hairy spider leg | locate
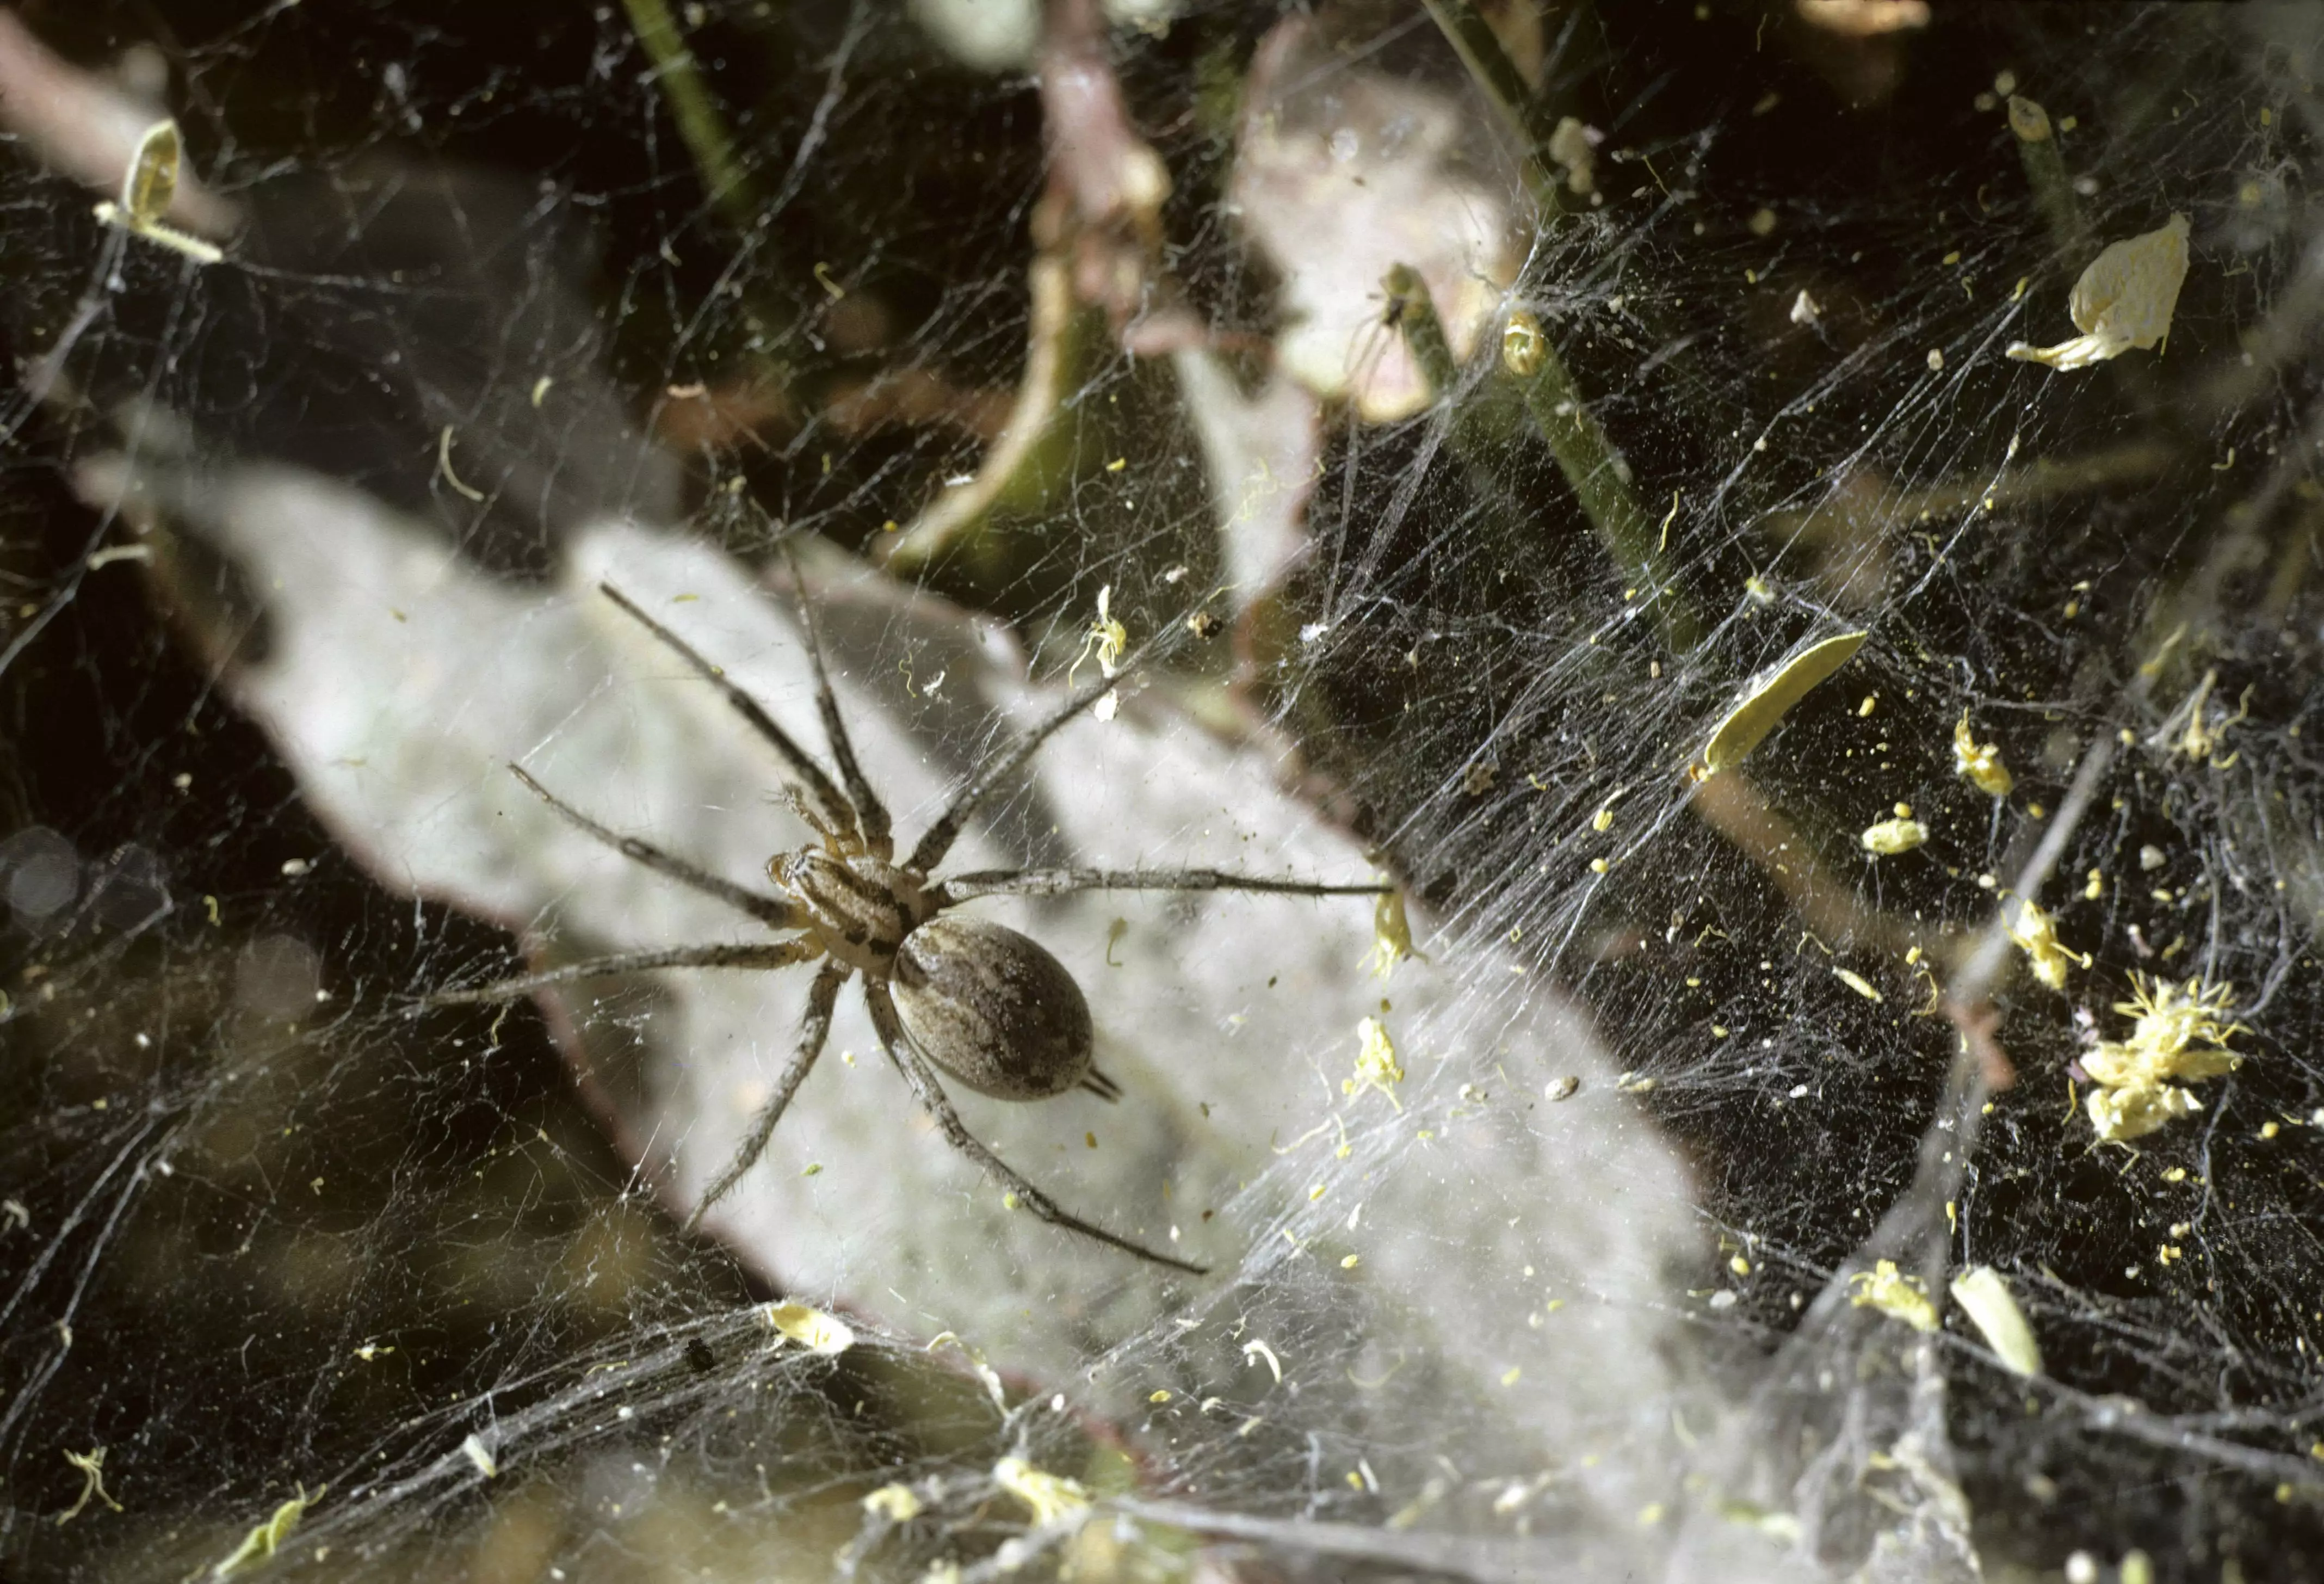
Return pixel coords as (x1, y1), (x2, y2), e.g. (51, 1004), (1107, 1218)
(779, 544), (892, 857)
(598, 581), (860, 840)
(932, 867), (1391, 905)
(900, 619), (1166, 874)
(428, 939), (822, 1006)
(685, 958), (849, 1231)
(863, 982), (1206, 1274)
(509, 765), (798, 929)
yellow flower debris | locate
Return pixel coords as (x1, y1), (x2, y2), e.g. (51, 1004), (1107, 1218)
(2081, 975), (2247, 1143)
(459, 1433), (497, 1479)
(1696, 631), (1868, 779)
(1344, 1016), (1406, 1111)
(1861, 816), (1928, 854)
(763, 1301), (856, 1356)
(2007, 213), (2190, 371)
(55, 1447), (121, 1524)
(212, 1486), (323, 1578)
(94, 119), (225, 264)
(863, 1484), (924, 1522)
(2008, 898), (2088, 991)
(1849, 1260), (1939, 1333)
(1365, 889), (1417, 977)
(1954, 712), (2013, 796)
(1834, 967), (1884, 1002)
(1067, 585), (1128, 722)
(1948, 1266), (2043, 1378)
(994, 1456), (1091, 1527)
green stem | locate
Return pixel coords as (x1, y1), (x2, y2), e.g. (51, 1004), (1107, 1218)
(1418, 0), (1567, 219)
(1383, 264), (1461, 399)
(2008, 96), (2090, 272)
(1386, 266), (1702, 654)
(621, 0), (759, 230)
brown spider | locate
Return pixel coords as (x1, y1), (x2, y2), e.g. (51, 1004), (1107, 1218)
(432, 576), (1386, 1273)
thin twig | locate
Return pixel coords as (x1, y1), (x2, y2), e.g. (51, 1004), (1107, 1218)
(880, 255), (1080, 572)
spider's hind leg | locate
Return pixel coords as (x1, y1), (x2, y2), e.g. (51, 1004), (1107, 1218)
(864, 984), (1204, 1275)
(1080, 1067), (1122, 1102)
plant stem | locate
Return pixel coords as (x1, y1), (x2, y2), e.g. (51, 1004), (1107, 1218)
(1418, 0), (1567, 219)
(2008, 96), (2090, 272)
(621, 0), (759, 229)
(1386, 265), (1703, 654)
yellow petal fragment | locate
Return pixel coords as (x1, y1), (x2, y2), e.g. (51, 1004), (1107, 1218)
(459, 1433), (497, 1479)
(1365, 889), (1417, 978)
(2080, 975), (2246, 1142)
(994, 1456), (1091, 1527)
(2087, 1082), (2202, 1143)
(2007, 898), (2087, 990)
(212, 1486), (323, 1578)
(1849, 1260), (1939, 1333)
(1343, 1016), (1406, 1111)
(1948, 1266), (2043, 1377)
(863, 1484), (924, 1522)
(1954, 713), (2013, 796)
(1834, 967), (1884, 1002)
(1860, 817), (1928, 855)
(763, 1301), (856, 1356)
(2007, 213), (2190, 370)
(1698, 631), (1869, 778)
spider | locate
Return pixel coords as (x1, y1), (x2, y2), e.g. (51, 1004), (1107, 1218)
(432, 574), (1388, 1273)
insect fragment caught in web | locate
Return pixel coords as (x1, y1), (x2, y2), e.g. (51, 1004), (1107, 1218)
(426, 567), (1387, 1273)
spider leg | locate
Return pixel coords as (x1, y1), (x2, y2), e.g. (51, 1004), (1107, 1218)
(931, 867), (1390, 905)
(425, 939), (821, 1007)
(779, 543), (892, 856)
(684, 958), (849, 1231)
(508, 766), (797, 929)
(598, 581), (856, 835)
(901, 627), (1159, 873)
(864, 984), (1206, 1275)
(1081, 1067), (1121, 1102)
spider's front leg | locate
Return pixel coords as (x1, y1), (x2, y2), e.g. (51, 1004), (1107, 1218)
(424, 939), (822, 1007)
(685, 958), (850, 1231)
(863, 983), (1206, 1275)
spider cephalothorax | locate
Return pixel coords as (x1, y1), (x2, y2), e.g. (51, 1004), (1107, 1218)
(435, 570), (1386, 1272)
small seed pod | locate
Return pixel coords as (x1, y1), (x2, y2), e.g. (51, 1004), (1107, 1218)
(1501, 309), (1545, 377)
(890, 917), (1094, 1100)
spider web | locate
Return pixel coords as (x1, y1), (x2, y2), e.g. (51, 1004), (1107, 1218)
(3, 4), (2323, 1582)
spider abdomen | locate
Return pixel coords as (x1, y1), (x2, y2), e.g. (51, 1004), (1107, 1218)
(889, 917), (1093, 1101)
